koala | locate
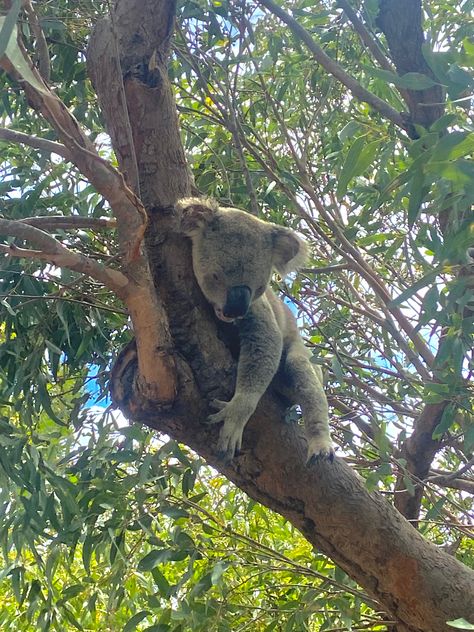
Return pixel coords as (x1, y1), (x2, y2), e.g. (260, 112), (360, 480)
(177, 197), (334, 464)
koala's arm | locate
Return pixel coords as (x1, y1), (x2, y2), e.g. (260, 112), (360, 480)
(208, 296), (283, 460)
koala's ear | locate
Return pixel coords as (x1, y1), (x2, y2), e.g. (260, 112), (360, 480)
(271, 226), (309, 276)
(176, 197), (219, 235)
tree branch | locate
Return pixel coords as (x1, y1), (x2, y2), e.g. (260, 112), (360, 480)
(337, 0), (395, 74)
(0, 126), (71, 159)
(256, 0), (407, 132)
(19, 215), (116, 230)
(0, 218), (128, 293)
(394, 401), (447, 522)
(112, 358), (474, 632)
(375, 0), (444, 128)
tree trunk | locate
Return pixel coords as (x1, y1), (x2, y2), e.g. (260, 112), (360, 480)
(87, 2), (474, 631)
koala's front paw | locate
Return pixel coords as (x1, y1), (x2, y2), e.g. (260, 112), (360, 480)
(206, 399), (228, 422)
(306, 436), (335, 464)
(216, 420), (246, 462)
(206, 396), (256, 461)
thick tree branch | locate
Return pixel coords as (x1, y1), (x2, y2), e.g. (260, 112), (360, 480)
(428, 476), (474, 495)
(394, 401), (446, 522)
(376, 2), (458, 523)
(256, 0), (407, 132)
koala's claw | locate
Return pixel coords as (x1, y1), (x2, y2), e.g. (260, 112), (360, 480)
(206, 395), (256, 461)
(210, 399), (227, 411)
(204, 399), (228, 425)
(306, 437), (335, 465)
(216, 423), (244, 462)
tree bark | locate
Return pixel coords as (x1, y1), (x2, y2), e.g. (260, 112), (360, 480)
(376, 0), (444, 129)
(88, 1), (474, 631)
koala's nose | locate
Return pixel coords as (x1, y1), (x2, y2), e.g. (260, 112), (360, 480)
(223, 285), (251, 319)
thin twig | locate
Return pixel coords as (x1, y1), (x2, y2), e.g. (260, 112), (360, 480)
(302, 264), (349, 274)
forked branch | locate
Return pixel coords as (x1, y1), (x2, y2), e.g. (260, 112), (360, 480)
(0, 18), (177, 405)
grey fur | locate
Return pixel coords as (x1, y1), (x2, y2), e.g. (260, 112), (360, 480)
(177, 197), (334, 463)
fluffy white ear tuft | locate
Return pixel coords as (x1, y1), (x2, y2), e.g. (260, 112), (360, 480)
(272, 226), (309, 276)
(176, 197), (219, 235)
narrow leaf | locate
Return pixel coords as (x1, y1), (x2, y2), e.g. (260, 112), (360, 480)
(124, 611), (151, 632)
(0, 19), (49, 94)
(447, 619), (474, 630)
(337, 136), (379, 199)
(0, 0), (21, 59)
(389, 270), (439, 307)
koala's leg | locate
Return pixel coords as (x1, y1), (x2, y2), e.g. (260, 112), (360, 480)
(283, 341), (334, 463)
(207, 299), (283, 461)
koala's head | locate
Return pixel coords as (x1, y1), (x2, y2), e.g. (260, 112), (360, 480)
(177, 197), (308, 322)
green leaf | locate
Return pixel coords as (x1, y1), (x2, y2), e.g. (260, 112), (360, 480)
(390, 270), (439, 307)
(0, 20), (48, 94)
(402, 474), (416, 497)
(395, 72), (440, 90)
(338, 121), (361, 143)
(337, 137), (381, 199)
(429, 132), (474, 162)
(159, 505), (189, 519)
(0, 0), (21, 59)
(432, 404), (455, 439)
(362, 64), (439, 89)
(330, 356), (344, 382)
(407, 166), (427, 227)
(447, 619), (474, 630)
(36, 376), (66, 426)
(151, 568), (171, 597)
(60, 584), (84, 602)
(82, 533), (94, 575)
(464, 423), (474, 453)
(211, 560), (228, 585)
(138, 549), (171, 571)
(124, 611), (151, 632)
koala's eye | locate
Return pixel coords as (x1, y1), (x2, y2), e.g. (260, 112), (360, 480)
(212, 272), (220, 281)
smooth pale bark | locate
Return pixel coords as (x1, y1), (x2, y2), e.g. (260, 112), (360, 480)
(88, 1), (474, 631)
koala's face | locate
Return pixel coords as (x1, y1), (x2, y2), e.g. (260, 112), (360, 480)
(178, 198), (308, 323)
(191, 212), (274, 322)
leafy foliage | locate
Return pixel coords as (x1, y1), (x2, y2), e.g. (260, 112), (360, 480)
(0, 0), (472, 629)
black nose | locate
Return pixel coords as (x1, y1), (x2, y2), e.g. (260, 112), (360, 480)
(223, 285), (251, 318)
